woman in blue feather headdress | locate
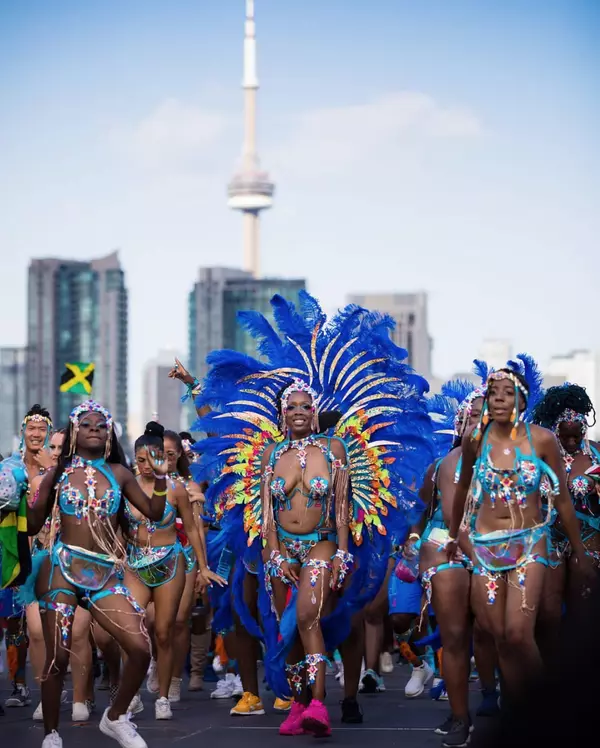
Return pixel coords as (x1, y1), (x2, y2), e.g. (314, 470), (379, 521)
(191, 291), (434, 737)
(418, 364), (501, 746)
(447, 355), (593, 705)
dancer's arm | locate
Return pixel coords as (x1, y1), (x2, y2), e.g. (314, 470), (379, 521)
(537, 427), (587, 560)
(27, 469), (57, 535)
(168, 358), (210, 419)
(331, 438), (351, 590)
(175, 482), (226, 587)
(447, 436), (477, 560)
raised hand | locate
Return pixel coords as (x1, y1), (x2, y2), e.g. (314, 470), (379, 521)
(146, 447), (168, 477)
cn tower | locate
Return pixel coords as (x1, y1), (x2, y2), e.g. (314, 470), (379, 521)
(227, 0), (274, 278)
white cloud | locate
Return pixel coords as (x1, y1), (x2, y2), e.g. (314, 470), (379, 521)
(108, 98), (229, 173)
(266, 91), (483, 178)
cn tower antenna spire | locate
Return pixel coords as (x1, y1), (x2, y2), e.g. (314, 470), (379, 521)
(227, 0), (274, 278)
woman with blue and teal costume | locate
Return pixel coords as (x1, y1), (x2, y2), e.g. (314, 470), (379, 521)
(26, 400), (170, 748)
(447, 360), (593, 703)
(194, 291), (433, 738)
(420, 369), (497, 747)
(124, 422), (224, 721)
(532, 384), (600, 648)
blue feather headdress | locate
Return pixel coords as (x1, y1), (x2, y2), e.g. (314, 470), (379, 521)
(189, 291), (436, 696)
(426, 361), (489, 457)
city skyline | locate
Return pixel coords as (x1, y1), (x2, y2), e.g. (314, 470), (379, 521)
(0, 0), (598, 423)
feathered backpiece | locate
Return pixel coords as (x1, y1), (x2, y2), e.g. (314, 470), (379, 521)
(505, 353), (544, 420)
(426, 360), (490, 457)
(192, 291), (434, 548)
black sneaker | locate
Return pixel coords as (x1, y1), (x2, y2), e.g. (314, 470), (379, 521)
(441, 718), (472, 747)
(340, 697), (363, 724)
(5, 683), (31, 707)
(435, 714), (455, 735)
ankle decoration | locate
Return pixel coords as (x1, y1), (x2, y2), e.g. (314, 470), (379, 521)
(304, 653), (328, 686)
(285, 661), (305, 694)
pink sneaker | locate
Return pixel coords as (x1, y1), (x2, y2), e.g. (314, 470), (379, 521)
(279, 701), (306, 736)
(301, 699), (331, 737)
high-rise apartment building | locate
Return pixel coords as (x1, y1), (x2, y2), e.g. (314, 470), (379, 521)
(142, 350), (184, 430)
(189, 267), (306, 383)
(27, 251), (128, 437)
(346, 292), (432, 380)
(0, 347), (27, 456)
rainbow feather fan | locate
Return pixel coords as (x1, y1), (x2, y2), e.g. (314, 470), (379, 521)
(192, 291), (435, 549)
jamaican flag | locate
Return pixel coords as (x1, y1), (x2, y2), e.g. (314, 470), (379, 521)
(60, 361), (95, 395)
(0, 460), (31, 589)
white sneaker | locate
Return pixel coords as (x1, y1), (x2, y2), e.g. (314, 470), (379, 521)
(380, 652), (394, 674)
(334, 661), (345, 688)
(232, 675), (243, 697)
(42, 730), (63, 748)
(146, 660), (159, 694)
(155, 697), (172, 720)
(33, 691), (68, 722)
(212, 655), (224, 674)
(210, 673), (235, 699)
(128, 693), (144, 715)
(72, 701), (90, 722)
(405, 661), (434, 698)
(100, 708), (147, 748)
(168, 677), (182, 703)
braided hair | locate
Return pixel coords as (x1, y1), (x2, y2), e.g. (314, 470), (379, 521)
(532, 384), (596, 430)
(24, 403), (52, 423)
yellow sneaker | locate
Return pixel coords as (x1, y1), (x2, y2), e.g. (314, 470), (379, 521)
(273, 697), (293, 713)
(230, 692), (265, 716)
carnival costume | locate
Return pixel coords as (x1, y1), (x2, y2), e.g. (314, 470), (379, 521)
(125, 476), (192, 587)
(418, 364), (489, 605)
(19, 401), (144, 654)
(463, 355), (559, 608)
(192, 292), (434, 698)
(534, 384), (600, 567)
(0, 409), (52, 689)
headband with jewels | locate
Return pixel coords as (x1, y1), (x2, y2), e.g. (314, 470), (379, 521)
(454, 386), (486, 435)
(21, 412), (53, 433)
(555, 408), (588, 434)
(70, 400), (114, 430)
(281, 379), (319, 413)
(487, 370), (529, 401)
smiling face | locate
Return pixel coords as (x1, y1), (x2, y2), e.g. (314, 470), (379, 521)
(23, 419), (49, 454)
(284, 391), (315, 439)
(49, 431), (65, 464)
(557, 420), (585, 455)
(76, 411), (109, 454)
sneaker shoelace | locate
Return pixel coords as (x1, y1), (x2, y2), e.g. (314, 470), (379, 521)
(117, 713), (139, 737)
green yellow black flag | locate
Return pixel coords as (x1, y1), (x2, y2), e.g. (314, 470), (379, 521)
(60, 362), (95, 395)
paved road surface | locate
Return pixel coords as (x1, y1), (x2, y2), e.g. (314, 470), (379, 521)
(1, 666), (499, 748)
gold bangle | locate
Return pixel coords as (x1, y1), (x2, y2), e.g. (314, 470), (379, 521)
(153, 489), (168, 497)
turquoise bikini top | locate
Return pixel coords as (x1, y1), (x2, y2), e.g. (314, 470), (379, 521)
(125, 479), (177, 535)
(473, 423), (559, 514)
(58, 456), (121, 521)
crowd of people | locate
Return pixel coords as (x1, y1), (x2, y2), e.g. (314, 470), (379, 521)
(0, 291), (597, 748)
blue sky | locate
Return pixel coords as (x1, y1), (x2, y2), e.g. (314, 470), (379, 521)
(1, 0), (598, 425)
